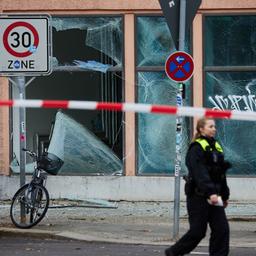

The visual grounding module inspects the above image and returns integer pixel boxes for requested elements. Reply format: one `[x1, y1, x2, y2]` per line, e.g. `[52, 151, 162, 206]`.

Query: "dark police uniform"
[165, 136, 230, 256]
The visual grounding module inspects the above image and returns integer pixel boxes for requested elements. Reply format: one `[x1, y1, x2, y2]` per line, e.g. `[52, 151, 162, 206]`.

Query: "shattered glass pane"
[72, 60, 112, 73]
[137, 16, 174, 66]
[136, 16, 190, 66]
[136, 16, 191, 174]
[137, 72, 191, 174]
[86, 19, 122, 66]
[48, 111, 123, 175]
[205, 72, 256, 175]
[205, 16, 256, 66]
[52, 17, 123, 66]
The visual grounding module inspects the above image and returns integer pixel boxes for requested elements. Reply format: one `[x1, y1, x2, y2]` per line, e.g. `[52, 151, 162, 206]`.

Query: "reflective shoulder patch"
[215, 142, 223, 153]
[195, 138, 210, 151]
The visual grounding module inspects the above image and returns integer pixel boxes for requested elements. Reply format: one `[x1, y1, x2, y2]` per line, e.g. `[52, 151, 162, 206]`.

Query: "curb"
[0, 227, 173, 245]
[1, 227, 256, 248]
[0, 227, 63, 240]
[228, 216, 256, 222]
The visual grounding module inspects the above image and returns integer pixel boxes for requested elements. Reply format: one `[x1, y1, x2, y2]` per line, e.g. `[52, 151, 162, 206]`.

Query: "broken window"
[204, 15, 256, 175]
[136, 16, 191, 175]
[136, 16, 175, 66]
[137, 72, 191, 174]
[205, 72, 256, 175]
[47, 111, 122, 175]
[52, 17, 122, 67]
[10, 16, 124, 175]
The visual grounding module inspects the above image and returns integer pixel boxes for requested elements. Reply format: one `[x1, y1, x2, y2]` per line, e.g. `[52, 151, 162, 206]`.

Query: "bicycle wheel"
[10, 183, 49, 228]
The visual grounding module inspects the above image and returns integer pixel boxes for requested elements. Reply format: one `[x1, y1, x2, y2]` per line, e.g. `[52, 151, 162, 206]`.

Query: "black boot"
[165, 248, 175, 256]
[165, 248, 183, 256]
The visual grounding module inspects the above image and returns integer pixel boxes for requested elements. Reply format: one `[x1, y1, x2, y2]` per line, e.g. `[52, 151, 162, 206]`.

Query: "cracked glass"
[52, 17, 122, 67]
[205, 15, 256, 175]
[136, 16, 191, 175]
[205, 72, 256, 175]
[137, 72, 191, 174]
[137, 16, 175, 66]
[48, 112, 123, 175]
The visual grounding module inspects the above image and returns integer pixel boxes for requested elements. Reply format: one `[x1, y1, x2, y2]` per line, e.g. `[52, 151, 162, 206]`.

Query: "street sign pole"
[160, 0, 199, 240]
[173, 0, 186, 240]
[17, 76, 26, 188]
[14, 76, 26, 222]
[9, 76, 35, 222]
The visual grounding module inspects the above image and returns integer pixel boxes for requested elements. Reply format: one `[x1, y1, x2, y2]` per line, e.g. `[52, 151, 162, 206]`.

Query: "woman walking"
[165, 118, 231, 256]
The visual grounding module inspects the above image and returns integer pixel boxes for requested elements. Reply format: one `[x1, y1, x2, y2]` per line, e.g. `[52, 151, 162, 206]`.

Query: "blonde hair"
[192, 117, 214, 142]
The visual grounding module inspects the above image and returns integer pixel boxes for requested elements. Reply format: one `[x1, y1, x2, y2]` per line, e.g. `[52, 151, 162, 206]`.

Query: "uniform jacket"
[185, 136, 230, 201]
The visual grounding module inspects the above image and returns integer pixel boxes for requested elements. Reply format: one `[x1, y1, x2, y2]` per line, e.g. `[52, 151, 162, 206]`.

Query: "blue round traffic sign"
[165, 51, 194, 82]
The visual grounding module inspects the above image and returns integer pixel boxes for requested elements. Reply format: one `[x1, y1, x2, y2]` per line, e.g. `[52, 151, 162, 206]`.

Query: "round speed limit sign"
[3, 21, 39, 58]
[0, 15, 51, 75]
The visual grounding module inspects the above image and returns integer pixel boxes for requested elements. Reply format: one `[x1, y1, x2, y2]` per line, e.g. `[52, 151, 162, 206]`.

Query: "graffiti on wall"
[208, 81, 256, 111]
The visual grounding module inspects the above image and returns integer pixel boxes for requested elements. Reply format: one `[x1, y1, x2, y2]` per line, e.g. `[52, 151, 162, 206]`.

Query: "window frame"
[203, 13, 256, 177]
[134, 14, 193, 176]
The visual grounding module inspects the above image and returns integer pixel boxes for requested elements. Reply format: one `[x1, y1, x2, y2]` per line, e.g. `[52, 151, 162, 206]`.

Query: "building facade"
[1, 0, 256, 200]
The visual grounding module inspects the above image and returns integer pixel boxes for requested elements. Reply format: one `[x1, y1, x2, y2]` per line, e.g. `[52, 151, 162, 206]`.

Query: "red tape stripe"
[205, 109, 232, 119]
[42, 100, 69, 109]
[97, 102, 123, 111]
[151, 105, 177, 114]
[0, 100, 13, 107]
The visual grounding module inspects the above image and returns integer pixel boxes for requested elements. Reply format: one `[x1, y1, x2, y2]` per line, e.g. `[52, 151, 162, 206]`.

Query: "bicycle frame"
[10, 148, 51, 228]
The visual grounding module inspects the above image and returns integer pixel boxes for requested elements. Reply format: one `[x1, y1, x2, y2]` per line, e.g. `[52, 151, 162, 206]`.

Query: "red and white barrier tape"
[0, 99, 256, 121]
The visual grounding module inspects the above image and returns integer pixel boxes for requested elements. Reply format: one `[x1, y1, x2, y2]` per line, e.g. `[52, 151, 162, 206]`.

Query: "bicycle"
[10, 148, 63, 229]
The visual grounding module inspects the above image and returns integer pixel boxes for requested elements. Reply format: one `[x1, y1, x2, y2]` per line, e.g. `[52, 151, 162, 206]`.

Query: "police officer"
[165, 117, 231, 256]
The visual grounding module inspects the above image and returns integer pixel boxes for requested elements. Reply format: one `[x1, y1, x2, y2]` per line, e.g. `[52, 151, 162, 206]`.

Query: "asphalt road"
[0, 236, 255, 256]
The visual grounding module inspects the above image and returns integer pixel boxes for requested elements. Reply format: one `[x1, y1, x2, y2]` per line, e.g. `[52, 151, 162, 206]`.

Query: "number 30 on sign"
[0, 15, 51, 75]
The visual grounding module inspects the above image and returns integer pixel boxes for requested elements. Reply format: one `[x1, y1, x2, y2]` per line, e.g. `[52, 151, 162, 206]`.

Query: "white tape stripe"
[177, 106, 206, 117]
[68, 101, 98, 110]
[13, 100, 43, 108]
[124, 103, 152, 113]
[231, 110, 256, 121]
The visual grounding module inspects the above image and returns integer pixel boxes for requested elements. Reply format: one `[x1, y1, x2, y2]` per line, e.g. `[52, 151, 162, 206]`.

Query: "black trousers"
[170, 195, 229, 256]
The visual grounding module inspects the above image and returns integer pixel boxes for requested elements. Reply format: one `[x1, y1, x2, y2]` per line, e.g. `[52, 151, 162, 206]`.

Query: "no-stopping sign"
[0, 15, 52, 75]
[165, 51, 194, 82]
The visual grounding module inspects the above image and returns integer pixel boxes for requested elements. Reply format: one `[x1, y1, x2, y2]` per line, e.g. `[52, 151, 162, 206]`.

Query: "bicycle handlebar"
[22, 148, 37, 158]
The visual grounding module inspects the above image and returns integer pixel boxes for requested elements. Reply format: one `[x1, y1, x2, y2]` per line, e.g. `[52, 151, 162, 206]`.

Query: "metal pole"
[15, 76, 26, 222]
[173, 0, 186, 240]
[17, 76, 26, 187]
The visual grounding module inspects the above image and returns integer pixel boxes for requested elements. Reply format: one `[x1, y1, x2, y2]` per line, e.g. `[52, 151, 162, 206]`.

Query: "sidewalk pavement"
[0, 200, 256, 248]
